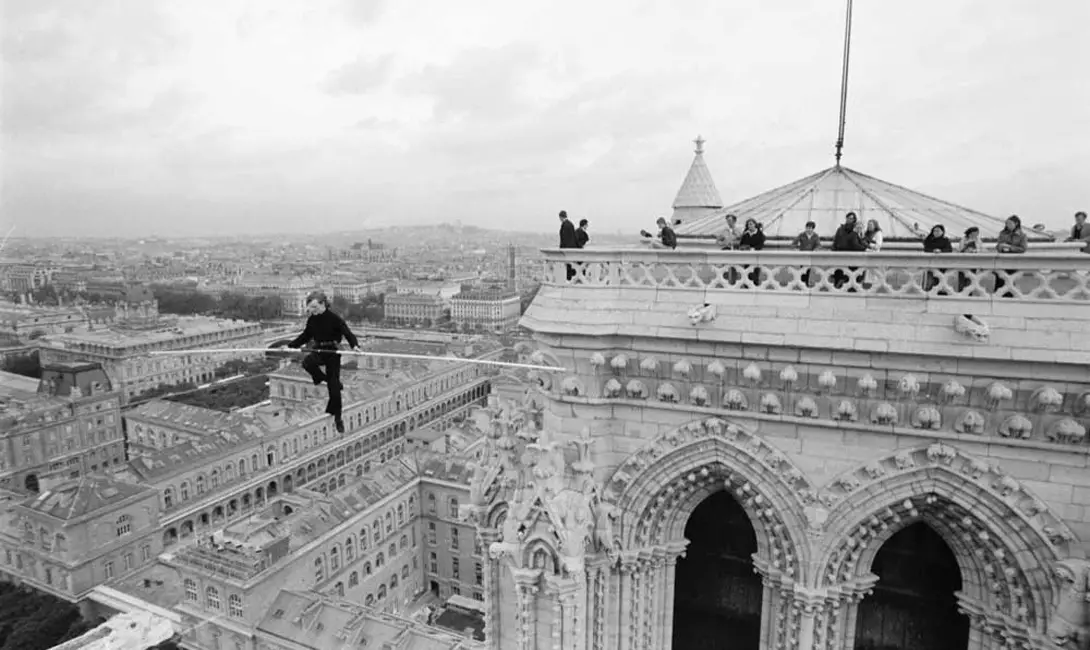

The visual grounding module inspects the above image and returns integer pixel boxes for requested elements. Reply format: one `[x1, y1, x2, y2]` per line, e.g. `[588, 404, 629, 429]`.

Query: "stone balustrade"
[542, 248, 1090, 303]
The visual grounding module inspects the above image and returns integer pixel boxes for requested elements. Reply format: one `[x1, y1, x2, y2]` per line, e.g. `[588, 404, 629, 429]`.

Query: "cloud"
[397, 43, 543, 121]
[1, 0, 1087, 237]
[323, 55, 395, 95]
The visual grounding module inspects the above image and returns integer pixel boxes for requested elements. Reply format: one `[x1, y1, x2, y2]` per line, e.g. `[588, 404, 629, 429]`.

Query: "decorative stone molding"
[780, 365, 799, 385]
[835, 399, 858, 422]
[1048, 419, 1088, 445]
[589, 352, 606, 369]
[672, 359, 692, 378]
[1046, 558, 1090, 649]
[954, 313, 991, 342]
[625, 380, 646, 400]
[603, 378, 622, 398]
[941, 379, 966, 402]
[987, 381, 1014, 409]
[857, 373, 878, 396]
[759, 393, 782, 414]
[817, 370, 837, 392]
[1031, 386, 1065, 413]
[999, 414, 1034, 439]
[742, 362, 762, 384]
[561, 376, 584, 397]
[795, 396, 819, 418]
[639, 356, 658, 374]
[603, 417, 814, 582]
[818, 444, 1078, 631]
[689, 386, 708, 407]
[912, 405, 942, 430]
[871, 402, 897, 425]
[723, 388, 748, 411]
[897, 374, 921, 398]
[610, 354, 628, 373]
[955, 409, 986, 434]
[656, 382, 678, 403]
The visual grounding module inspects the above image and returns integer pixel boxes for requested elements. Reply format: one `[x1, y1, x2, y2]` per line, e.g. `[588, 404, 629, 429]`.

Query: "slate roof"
[672, 136, 724, 212]
[674, 164, 1052, 241]
[24, 476, 153, 521]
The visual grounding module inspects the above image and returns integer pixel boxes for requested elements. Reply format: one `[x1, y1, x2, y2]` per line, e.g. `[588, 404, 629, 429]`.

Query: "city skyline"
[3, 0, 1088, 238]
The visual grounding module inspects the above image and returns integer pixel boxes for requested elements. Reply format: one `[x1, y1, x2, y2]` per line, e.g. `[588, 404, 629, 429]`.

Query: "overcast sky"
[2, 0, 1087, 238]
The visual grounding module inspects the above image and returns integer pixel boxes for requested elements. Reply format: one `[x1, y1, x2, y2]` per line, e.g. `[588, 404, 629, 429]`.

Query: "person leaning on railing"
[737, 219, 766, 286]
[1065, 211, 1089, 253]
[994, 215, 1028, 297]
[922, 225, 954, 294]
[831, 212, 867, 289]
[957, 227, 982, 294]
[640, 217, 678, 249]
[791, 221, 821, 287]
[716, 214, 742, 284]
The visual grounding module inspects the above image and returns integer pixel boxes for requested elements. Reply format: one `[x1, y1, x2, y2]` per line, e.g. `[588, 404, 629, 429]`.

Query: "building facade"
[450, 289, 520, 333]
[0, 476, 162, 601]
[39, 314, 264, 403]
[385, 292, 447, 325]
[0, 363, 125, 494]
[459, 244, 1090, 650]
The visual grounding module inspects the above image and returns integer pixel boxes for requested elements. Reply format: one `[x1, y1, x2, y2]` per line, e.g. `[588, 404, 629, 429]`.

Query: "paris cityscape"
[1, 1, 1088, 650]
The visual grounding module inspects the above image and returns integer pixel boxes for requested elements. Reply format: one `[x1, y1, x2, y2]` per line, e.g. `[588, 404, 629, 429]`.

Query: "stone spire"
[671, 135, 724, 224]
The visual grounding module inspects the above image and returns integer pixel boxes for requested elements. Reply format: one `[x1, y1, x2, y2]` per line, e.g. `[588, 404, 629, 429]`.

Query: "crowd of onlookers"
[555, 209, 1089, 294]
[637, 210, 1089, 255]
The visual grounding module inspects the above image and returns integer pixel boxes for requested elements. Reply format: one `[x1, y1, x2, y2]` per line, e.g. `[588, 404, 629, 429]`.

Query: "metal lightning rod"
[833, 0, 854, 166]
[147, 348, 567, 373]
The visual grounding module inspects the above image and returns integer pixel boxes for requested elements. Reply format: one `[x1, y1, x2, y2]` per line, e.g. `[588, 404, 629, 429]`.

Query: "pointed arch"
[816, 443, 1079, 632]
[606, 417, 814, 582]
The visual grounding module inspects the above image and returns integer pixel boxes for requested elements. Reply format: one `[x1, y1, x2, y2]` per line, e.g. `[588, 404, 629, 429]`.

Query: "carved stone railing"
[542, 249, 1090, 302]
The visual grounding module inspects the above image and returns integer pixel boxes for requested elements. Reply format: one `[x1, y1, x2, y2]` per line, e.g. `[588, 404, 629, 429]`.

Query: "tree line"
[0, 583, 94, 650]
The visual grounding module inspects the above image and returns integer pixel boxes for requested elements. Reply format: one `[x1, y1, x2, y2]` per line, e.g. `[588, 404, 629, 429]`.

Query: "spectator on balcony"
[831, 212, 866, 289]
[957, 227, 982, 294]
[575, 219, 590, 248]
[922, 225, 953, 293]
[715, 214, 741, 250]
[994, 215, 1028, 297]
[1065, 211, 1089, 252]
[864, 219, 884, 251]
[737, 219, 766, 286]
[716, 214, 743, 284]
[559, 210, 578, 281]
[645, 217, 677, 249]
[792, 221, 821, 287]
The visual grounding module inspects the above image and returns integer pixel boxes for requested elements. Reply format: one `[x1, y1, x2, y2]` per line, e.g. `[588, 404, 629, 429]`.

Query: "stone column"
[478, 529, 502, 647]
[547, 574, 585, 650]
[617, 553, 641, 650]
[811, 576, 877, 650]
[511, 567, 542, 650]
[585, 557, 612, 650]
[658, 540, 687, 649]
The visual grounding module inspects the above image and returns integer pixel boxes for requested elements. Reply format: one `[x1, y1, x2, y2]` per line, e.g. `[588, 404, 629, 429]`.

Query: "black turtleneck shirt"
[288, 310, 359, 349]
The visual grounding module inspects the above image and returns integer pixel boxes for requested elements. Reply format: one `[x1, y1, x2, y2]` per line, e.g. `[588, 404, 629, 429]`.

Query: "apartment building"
[0, 362, 125, 495]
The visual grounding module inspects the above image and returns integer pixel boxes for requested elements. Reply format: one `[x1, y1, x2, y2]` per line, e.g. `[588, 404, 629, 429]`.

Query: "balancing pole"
[147, 348, 567, 373]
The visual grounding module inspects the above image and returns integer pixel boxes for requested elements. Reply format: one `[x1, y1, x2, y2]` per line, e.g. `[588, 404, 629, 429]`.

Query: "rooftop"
[674, 164, 1054, 241]
[257, 590, 478, 650]
[110, 563, 186, 611]
[122, 401, 327, 482]
[171, 458, 420, 581]
[529, 247, 1090, 364]
[453, 288, 518, 301]
[672, 136, 723, 214]
[43, 315, 258, 350]
[23, 476, 153, 521]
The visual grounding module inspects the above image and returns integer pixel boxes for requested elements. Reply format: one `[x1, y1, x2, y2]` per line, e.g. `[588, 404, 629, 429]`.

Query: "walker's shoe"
[334, 418, 345, 434]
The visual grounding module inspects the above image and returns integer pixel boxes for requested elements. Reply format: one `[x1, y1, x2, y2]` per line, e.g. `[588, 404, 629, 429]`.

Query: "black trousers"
[302, 345, 342, 419]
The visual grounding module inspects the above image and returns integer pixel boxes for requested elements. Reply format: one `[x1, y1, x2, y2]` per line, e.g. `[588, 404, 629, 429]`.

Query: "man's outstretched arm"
[339, 314, 360, 349]
[287, 318, 312, 349]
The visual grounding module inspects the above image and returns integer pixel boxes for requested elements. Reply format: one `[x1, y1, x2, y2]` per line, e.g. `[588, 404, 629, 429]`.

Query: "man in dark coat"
[288, 291, 361, 433]
[575, 219, 590, 248]
[559, 210, 579, 280]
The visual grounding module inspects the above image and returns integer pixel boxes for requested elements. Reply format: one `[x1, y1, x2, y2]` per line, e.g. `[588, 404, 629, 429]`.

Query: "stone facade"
[460, 247, 1090, 650]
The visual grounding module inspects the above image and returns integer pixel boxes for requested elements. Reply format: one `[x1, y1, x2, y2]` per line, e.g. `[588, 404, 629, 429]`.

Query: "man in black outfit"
[559, 210, 579, 280]
[575, 219, 589, 248]
[287, 291, 360, 433]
